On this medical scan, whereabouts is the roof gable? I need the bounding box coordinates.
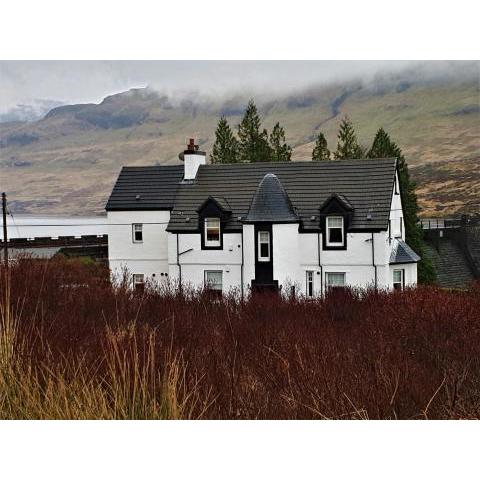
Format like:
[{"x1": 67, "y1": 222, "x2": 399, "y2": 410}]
[
  {"x1": 319, "y1": 193, "x2": 354, "y2": 213},
  {"x1": 197, "y1": 196, "x2": 231, "y2": 214}
]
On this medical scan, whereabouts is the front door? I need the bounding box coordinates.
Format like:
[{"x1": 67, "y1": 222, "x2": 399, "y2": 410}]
[{"x1": 252, "y1": 223, "x2": 277, "y2": 290}]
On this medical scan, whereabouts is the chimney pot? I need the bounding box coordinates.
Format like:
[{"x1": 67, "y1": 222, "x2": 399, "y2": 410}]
[{"x1": 188, "y1": 138, "x2": 197, "y2": 151}]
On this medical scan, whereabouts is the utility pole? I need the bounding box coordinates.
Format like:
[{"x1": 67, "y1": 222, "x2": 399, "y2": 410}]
[{"x1": 2, "y1": 192, "x2": 7, "y2": 266}]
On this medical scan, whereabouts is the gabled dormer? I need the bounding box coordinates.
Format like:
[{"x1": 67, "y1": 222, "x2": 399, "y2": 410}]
[
  {"x1": 319, "y1": 193, "x2": 354, "y2": 250},
  {"x1": 197, "y1": 196, "x2": 232, "y2": 250}
]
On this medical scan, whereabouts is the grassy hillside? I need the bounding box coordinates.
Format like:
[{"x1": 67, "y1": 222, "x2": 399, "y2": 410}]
[{"x1": 1, "y1": 76, "x2": 478, "y2": 216}]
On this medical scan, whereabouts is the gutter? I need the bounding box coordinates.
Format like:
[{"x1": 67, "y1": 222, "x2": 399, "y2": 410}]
[{"x1": 371, "y1": 232, "x2": 378, "y2": 289}]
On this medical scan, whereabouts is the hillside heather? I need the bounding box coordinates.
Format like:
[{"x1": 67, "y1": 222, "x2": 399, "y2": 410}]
[{"x1": 1, "y1": 257, "x2": 480, "y2": 419}]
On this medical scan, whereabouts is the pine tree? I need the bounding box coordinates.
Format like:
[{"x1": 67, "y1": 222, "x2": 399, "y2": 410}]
[
  {"x1": 269, "y1": 122, "x2": 292, "y2": 162},
  {"x1": 334, "y1": 116, "x2": 364, "y2": 159},
  {"x1": 237, "y1": 100, "x2": 272, "y2": 162},
  {"x1": 312, "y1": 132, "x2": 330, "y2": 161},
  {"x1": 210, "y1": 116, "x2": 238, "y2": 164},
  {"x1": 367, "y1": 127, "x2": 390, "y2": 159},
  {"x1": 368, "y1": 127, "x2": 436, "y2": 283}
]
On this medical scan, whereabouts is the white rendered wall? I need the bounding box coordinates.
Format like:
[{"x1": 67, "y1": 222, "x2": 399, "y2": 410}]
[
  {"x1": 386, "y1": 170, "x2": 419, "y2": 287},
  {"x1": 108, "y1": 210, "x2": 170, "y2": 284},
  {"x1": 168, "y1": 226, "x2": 397, "y2": 296},
  {"x1": 272, "y1": 224, "x2": 301, "y2": 291},
  {"x1": 389, "y1": 171, "x2": 404, "y2": 241},
  {"x1": 168, "y1": 232, "x2": 244, "y2": 293}
]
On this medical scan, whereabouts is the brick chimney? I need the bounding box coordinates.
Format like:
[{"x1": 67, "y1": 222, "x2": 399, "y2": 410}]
[{"x1": 181, "y1": 138, "x2": 206, "y2": 180}]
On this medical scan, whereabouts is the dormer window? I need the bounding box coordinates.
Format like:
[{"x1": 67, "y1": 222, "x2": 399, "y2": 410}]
[
  {"x1": 197, "y1": 197, "x2": 231, "y2": 250},
  {"x1": 326, "y1": 216, "x2": 344, "y2": 246},
  {"x1": 319, "y1": 193, "x2": 352, "y2": 250},
  {"x1": 204, "y1": 217, "x2": 221, "y2": 247}
]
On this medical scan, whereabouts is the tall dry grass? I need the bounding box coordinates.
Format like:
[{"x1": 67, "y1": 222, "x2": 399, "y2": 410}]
[
  {"x1": 0, "y1": 259, "x2": 209, "y2": 419},
  {"x1": 1, "y1": 256, "x2": 480, "y2": 419}
]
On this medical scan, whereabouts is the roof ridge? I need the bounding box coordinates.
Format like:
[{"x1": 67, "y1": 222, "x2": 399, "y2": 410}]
[{"x1": 200, "y1": 158, "x2": 396, "y2": 169}]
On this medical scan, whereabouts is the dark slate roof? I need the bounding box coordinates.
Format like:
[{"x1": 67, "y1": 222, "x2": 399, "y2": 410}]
[
  {"x1": 106, "y1": 165, "x2": 184, "y2": 211},
  {"x1": 167, "y1": 158, "x2": 397, "y2": 232},
  {"x1": 245, "y1": 173, "x2": 298, "y2": 223},
  {"x1": 390, "y1": 239, "x2": 421, "y2": 264}
]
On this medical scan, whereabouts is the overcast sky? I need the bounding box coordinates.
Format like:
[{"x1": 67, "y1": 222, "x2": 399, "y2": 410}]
[{"x1": 0, "y1": 60, "x2": 475, "y2": 112}]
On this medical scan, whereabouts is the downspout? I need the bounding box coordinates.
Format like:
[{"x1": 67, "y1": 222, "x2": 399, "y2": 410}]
[
  {"x1": 371, "y1": 232, "x2": 377, "y2": 289},
  {"x1": 318, "y1": 232, "x2": 323, "y2": 296},
  {"x1": 176, "y1": 233, "x2": 182, "y2": 291},
  {"x1": 241, "y1": 228, "x2": 244, "y2": 300}
]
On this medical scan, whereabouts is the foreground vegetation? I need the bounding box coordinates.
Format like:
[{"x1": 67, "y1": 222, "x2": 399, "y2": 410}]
[{"x1": 1, "y1": 257, "x2": 480, "y2": 419}]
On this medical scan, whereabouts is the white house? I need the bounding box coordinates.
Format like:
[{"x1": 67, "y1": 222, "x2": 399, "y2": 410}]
[{"x1": 106, "y1": 139, "x2": 420, "y2": 296}]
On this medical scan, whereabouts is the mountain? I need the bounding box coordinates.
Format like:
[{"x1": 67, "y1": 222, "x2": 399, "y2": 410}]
[
  {"x1": 0, "y1": 98, "x2": 64, "y2": 123},
  {"x1": 1, "y1": 71, "x2": 479, "y2": 216}
]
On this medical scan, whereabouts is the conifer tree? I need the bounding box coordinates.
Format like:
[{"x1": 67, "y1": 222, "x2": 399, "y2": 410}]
[
  {"x1": 210, "y1": 116, "x2": 238, "y2": 164},
  {"x1": 368, "y1": 127, "x2": 436, "y2": 283},
  {"x1": 334, "y1": 116, "x2": 364, "y2": 159},
  {"x1": 237, "y1": 100, "x2": 272, "y2": 162},
  {"x1": 312, "y1": 132, "x2": 330, "y2": 161},
  {"x1": 269, "y1": 122, "x2": 292, "y2": 162}
]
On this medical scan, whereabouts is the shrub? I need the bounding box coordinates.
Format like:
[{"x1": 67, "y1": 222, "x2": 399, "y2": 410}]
[{"x1": 1, "y1": 257, "x2": 479, "y2": 419}]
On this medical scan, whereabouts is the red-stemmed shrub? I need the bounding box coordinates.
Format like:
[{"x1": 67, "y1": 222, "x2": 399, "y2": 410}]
[{"x1": 1, "y1": 257, "x2": 480, "y2": 419}]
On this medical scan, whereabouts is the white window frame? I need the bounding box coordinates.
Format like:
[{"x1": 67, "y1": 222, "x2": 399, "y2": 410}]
[
  {"x1": 258, "y1": 230, "x2": 270, "y2": 262},
  {"x1": 132, "y1": 223, "x2": 143, "y2": 243},
  {"x1": 306, "y1": 271, "x2": 314, "y2": 298},
  {"x1": 326, "y1": 272, "x2": 346, "y2": 289},
  {"x1": 326, "y1": 216, "x2": 344, "y2": 247},
  {"x1": 204, "y1": 217, "x2": 221, "y2": 247},
  {"x1": 133, "y1": 273, "x2": 145, "y2": 290},
  {"x1": 393, "y1": 269, "x2": 404, "y2": 290},
  {"x1": 204, "y1": 270, "x2": 223, "y2": 292}
]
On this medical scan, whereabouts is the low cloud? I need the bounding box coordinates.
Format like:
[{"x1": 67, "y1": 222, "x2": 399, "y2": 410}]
[{"x1": 0, "y1": 60, "x2": 478, "y2": 115}]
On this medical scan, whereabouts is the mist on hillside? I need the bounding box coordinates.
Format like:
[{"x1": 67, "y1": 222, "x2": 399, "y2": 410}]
[{"x1": 0, "y1": 60, "x2": 478, "y2": 122}]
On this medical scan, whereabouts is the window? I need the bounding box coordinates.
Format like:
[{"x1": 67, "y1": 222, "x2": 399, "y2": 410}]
[
  {"x1": 306, "y1": 271, "x2": 314, "y2": 297},
  {"x1": 205, "y1": 270, "x2": 223, "y2": 296},
  {"x1": 204, "y1": 218, "x2": 221, "y2": 247},
  {"x1": 326, "y1": 216, "x2": 344, "y2": 246},
  {"x1": 132, "y1": 223, "x2": 143, "y2": 243},
  {"x1": 393, "y1": 269, "x2": 404, "y2": 290},
  {"x1": 258, "y1": 231, "x2": 270, "y2": 262},
  {"x1": 326, "y1": 272, "x2": 346, "y2": 289},
  {"x1": 133, "y1": 273, "x2": 145, "y2": 292},
  {"x1": 394, "y1": 175, "x2": 399, "y2": 195}
]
